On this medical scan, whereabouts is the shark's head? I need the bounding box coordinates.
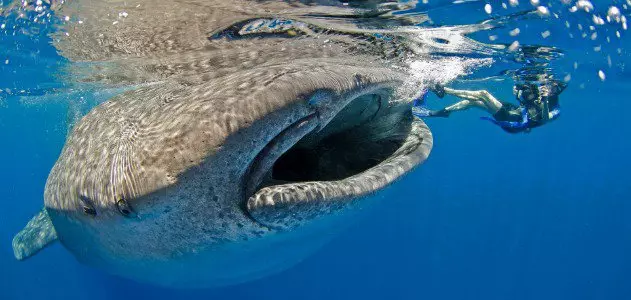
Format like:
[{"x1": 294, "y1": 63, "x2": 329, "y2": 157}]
[
  {"x1": 13, "y1": 0, "x2": 491, "y2": 287},
  {"x1": 40, "y1": 58, "x2": 432, "y2": 286}
]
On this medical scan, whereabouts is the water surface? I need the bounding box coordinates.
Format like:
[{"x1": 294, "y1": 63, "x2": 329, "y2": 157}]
[{"x1": 1, "y1": 0, "x2": 630, "y2": 299}]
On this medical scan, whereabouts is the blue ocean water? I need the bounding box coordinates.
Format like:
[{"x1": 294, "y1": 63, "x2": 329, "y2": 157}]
[{"x1": 1, "y1": 1, "x2": 630, "y2": 299}]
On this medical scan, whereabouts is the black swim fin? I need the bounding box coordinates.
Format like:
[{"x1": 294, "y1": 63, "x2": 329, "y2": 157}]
[{"x1": 431, "y1": 108, "x2": 451, "y2": 118}]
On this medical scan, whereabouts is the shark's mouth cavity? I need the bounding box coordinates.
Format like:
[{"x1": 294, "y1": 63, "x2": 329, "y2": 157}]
[
  {"x1": 244, "y1": 89, "x2": 432, "y2": 229},
  {"x1": 272, "y1": 93, "x2": 404, "y2": 182}
]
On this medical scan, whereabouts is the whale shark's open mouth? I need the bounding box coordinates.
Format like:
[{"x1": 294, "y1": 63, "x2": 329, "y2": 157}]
[
  {"x1": 273, "y1": 94, "x2": 402, "y2": 182},
  {"x1": 244, "y1": 90, "x2": 432, "y2": 230}
]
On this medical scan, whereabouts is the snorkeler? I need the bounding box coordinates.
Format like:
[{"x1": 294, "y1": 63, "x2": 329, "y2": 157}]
[{"x1": 414, "y1": 81, "x2": 566, "y2": 133}]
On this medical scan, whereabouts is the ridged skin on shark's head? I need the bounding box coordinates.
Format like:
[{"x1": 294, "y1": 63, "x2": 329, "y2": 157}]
[{"x1": 12, "y1": 0, "x2": 492, "y2": 287}]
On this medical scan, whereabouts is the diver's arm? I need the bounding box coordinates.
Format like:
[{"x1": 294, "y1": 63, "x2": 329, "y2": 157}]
[{"x1": 443, "y1": 99, "x2": 486, "y2": 112}]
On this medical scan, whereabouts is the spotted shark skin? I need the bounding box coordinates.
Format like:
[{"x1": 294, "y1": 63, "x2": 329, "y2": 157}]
[
  {"x1": 12, "y1": 208, "x2": 58, "y2": 260},
  {"x1": 11, "y1": 0, "x2": 494, "y2": 287}
]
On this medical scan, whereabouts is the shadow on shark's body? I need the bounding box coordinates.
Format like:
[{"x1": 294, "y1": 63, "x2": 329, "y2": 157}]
[{"x1": 11, "y1": 0, "x2": 495, "y2": 287}]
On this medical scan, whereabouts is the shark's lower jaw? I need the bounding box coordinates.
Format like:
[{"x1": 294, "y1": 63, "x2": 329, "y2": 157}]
[{"x1": 244, "y1": 88, "x2": 433, "y2": 230}]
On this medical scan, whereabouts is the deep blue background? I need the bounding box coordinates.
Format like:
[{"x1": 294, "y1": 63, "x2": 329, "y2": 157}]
[{"x1": 1, "y1": 1, "x2": 630, "y2": 299}]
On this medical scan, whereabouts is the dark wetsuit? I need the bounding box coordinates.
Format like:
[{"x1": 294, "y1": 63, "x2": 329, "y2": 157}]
[
  {"x1": 493, "y1": 102, "x2": 522, "y2": 122},
  {"x1": 483, "y1": 100, "x2": 560, "y2": 134},
  {"x1": 483, "y1": 82, "x2": 566, "y2": 133}
]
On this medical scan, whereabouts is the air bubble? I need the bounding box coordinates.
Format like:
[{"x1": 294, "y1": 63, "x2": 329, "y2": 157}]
[
  {"x1": 577, "y1": 0, "x2": 594, "y2": 12},
  {"x1": 607, "y1": 6, "x2": 621, "y2": 22},
  {"x1": 598, "y1": 70, "x2": 606, "y2": 81},
  {"x1": 593, "y1": 15, "x2": 605, "y2": 25},
  {"x1": 564, "y1": 74, "x2": 571, "y2": 82},
  {"x1": 484, "y1": 4, "x2": 492, "y2": 14},
  {"x1": 536, "y1": 6, "x2": 550, "y2": 17},
  {"x1": 508, "y1": 41, "x2": 520, "y2": 51}
]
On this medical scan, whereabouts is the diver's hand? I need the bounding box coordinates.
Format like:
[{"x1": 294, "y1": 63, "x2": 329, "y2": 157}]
[{"x1": 431, "y1": 84, "x2": 445, "y2": 98}]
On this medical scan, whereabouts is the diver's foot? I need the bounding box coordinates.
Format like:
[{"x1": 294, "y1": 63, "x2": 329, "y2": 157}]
[
  {"x1": 432, "y1": 84, "x2": 446, "y2": 98},
  {"x1": 430, "y1": 108, "x2": 450, "y2": 118}
]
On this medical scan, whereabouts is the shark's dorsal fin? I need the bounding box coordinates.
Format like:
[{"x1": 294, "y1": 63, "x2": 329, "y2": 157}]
[{"x1": 13, "y1": 208, "x2": 58, "y2": 260}]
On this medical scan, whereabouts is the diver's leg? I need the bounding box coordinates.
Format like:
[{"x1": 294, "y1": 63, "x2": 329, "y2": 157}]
[
  {"x1": 443, "y1": 99, "x2": 486, "y2": 112},
  {"x1": 423, "y1": 99, "x2": 485, "y2": 117},
  {"x1": 417, "y1": 87, "x2": 502, "y2": 118},
  {"x1": 442, "y1": 87, "x2": 503, "y2": 113}
]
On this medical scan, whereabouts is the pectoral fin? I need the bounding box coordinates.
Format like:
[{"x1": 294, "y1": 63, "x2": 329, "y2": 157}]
[{"x1": 13, "y1": 208, "x2": 58, "y2": 260}]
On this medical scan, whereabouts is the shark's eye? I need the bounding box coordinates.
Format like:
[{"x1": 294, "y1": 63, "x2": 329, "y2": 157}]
[
  {"x1": 83, "y1": 206, "x2": 97, "y2": 216},
  {"x1": 116, "y1": 198, "x2": 137, "y2": 218},
  {"x1": 78, "y1": 195, "x2": 97, "y2": 216}
]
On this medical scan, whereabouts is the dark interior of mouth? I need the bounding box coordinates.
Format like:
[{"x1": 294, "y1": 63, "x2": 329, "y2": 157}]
[{"x1": 270, "y1": 93, "x2": 412, "y2": 183}]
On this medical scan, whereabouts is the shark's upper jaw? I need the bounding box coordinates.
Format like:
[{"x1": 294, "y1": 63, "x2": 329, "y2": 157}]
[{"x1": 244, "y1": 85, "x2": 433, "y2": 229}]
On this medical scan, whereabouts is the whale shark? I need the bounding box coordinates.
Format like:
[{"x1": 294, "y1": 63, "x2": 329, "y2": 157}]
[{"x1": 12, "y1": 0, "x2": 493, "y2": 287}]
